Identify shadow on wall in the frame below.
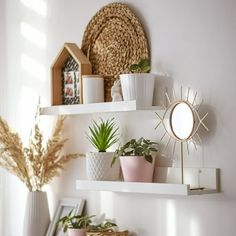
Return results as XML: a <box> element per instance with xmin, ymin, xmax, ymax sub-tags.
<box><xmin>154</xmin><ymin>74</ymin><xmax>174</xmax><ymax>106</ymax></box>
<box><xmin>198</xmin><ymin>104</ymin><xmax>217</xmax><ymax>145</ymax></box>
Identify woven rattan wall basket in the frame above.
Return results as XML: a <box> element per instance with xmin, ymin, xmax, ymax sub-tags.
<box><xmin>81</xmin><ymin>2</ymin><xmax>150</xmax><ymax>102</ymax></box>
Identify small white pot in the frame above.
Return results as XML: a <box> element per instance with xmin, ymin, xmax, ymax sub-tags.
<box><xmin>119</xmin><ymin>73</ymin><xmax>156</xmax><ymax>107</ymax></box>
<box><xmin>86</xmin><ymin>152</ymin><xmax>120</xmax><ymax>180</ymax></box>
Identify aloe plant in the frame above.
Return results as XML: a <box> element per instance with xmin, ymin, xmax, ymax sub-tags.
<box><xmin>87</xmin><ymin>118</ymin><xmax>119</xmax><ymax>152</ymax></box>
<box><xmin>57</xmin><ymin>210</ymin><xmax>95</xmax><ymax>233</ymax></box>
<box><xmin>130</xmin><ymin>59</ymin><xmax>151</xmax><ymax>73</ymax></box>
<box><xmin>111</xmin><ymin>137</ymin><xmax>158</xmax><ymax>166</ymax></box>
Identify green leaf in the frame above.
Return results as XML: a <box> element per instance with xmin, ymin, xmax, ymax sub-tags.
<box><xmin>145</xmin><ymin>155</ymin><xmax>153</xmax><ymax>163</ymax></box>
<box><xmin>130</xmin><ymin>63</ymin><xmax>140</xmax><ymax>73</ymax></box>
<box><xmin>63</xmin><ymin>225</ymin><xmax>68</xmax><ymax>233</ymax></box>
<box><xmin>139</xmin><ymin>59</ymin><xmax>151</xmax><ymax>73</ymax></box>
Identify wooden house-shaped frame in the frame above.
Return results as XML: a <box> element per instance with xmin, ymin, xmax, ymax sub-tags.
<box><xmin>51</xmin><ymin>43</ymin><xmax>92</xmax><ymax>105</ymax></box>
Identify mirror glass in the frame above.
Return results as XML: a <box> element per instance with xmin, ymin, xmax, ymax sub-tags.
<box><xmin>170</xmin><ymin>102</ymin><xmax>194</xmax><ymax>140</ymax></box>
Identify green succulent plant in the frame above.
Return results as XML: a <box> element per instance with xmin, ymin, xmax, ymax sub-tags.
<box><xmin>111</xmin><ymin>137</ymin><xmax>158</xmax><ymax>166</ymax></box>
<box><xmin>130</xmin><ymin>59</ymin><xmax>151</xmax><ymax>73</ymax></box>
<box><xmin>57</xmin><ymin>210</ymin><xmax>95</xmax><ymax>233</ymax></box>
<box><xmin>87</xmin><ymin>118</ymin><xmax>119</xmax><ymax>152</ymax></box>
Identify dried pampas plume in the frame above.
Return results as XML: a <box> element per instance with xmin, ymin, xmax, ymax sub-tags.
<box><xmin>0</xmin><ymin>116</ymin><xmax>77</xmax><ymax>191</ymax></box>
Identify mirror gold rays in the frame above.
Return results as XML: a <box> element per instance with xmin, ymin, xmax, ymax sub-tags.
<box><xmin>155</xmin><ymin>87</ymin><xmax>209</xmax><ymax>185</ymax></box>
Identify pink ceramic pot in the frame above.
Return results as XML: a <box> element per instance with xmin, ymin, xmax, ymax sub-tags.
<box><xmin>119</xmin><ymin>156</ymin><xmax>155</xmax><ymax>182</ymax></box>
<box><xmin>68</xmin><ymin>228</ymin><xmax>87</xmax><ymax>236</ymax></box>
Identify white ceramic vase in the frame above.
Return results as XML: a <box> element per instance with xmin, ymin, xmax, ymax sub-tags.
<box><xmin>86</xmin><ymin>152</ymin><xmax>120</xmax><ymax>180</ymax></box>
<box><xmin>23</xmin><ymin>191</ymin><xmax>50</xmax><ymax>236</ymax></box>
<box><xmin>119</xmin><ymin>73</ymin><xmax>156</xmax><ymax>107</ymax></box>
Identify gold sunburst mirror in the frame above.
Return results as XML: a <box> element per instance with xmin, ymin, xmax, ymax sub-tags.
<box><xmin>155</xmin><ymin>87</ymin><xmax>209</xmax><ymax>185</ymax></box>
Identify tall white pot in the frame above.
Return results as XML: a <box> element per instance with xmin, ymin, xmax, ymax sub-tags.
<box><xmin>23</xmin><ymin>191</ymin><xmax>50</xmax><ymax>236</ymax></box>
<box><xmin>119</xmin><ymin>73</ymin><xmax>156</xmax><ymax>107</ymax></box>
<box><xmin>86</xmin><ymin>152</ymin><xmax>120</xmax><ymax>181</ymax></box>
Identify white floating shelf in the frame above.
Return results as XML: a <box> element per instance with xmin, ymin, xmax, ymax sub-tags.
<box><xmin>76</xmin><ymin>180</ymin><xmax>188</xmax><ymax>195</ymax></box>
<box><xmin>40</xmin><ymin>100</ymin><xmax>163</xmax><ymax>116</ymax></box>
<box><xmin>76</xmin><ymin>167</ymin><xmax>219</xmax><ymax>196</ymax></box>
<box><xmin>75</xmin><ymin>180</ymin><xmax>218</xmax><ymax>196</ymax></box>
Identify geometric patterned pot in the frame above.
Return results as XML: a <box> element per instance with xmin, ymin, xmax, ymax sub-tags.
<box><xmin>86</xmin><ymin>152</ymin><xmax>120</xmax><ymax>181</ymax></box>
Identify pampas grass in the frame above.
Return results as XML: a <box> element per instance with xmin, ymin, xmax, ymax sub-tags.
<box><xmin>0</xmin><ymin>116</ymin><xmax>77</xmax><ymax>191</ymax></box>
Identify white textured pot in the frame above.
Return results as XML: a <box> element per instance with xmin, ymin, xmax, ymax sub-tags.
<box><xmin>23</xmin><ymin>191</ymin><xmax>50</xmax><ymax>236</ymax></box>
<box><xmin>119</xmin><ymin>73</ymin><xmax>156</xmax><ymax>107</ymax></box>
<box><xmin>86</xmin><ymin>152</ymin><xmax>120</xmax><ymax>180</ymax></box>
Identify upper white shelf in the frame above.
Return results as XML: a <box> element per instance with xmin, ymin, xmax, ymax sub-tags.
<box><xmin>40</xmin><ymin>100</ymin><xmax>163</xmax><ymax>116</ymax></box>
<box><xmin>75</xmin><ymin>180</ymin><xmax>218</xmax><ymax>196</ymax></box>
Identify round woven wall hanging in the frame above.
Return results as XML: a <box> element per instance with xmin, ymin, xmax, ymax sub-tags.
<box><xmin>81</xmin><ymin>2</ymin><xmax>150</xmax><ymax>102</ymax></box>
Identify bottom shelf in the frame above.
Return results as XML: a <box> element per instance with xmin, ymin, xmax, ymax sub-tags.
<box><xmin>76</xmin><ymin>167</ymin><xmax>219</xmax><ymax>196</ymax></box>
<box><xmin>75</xmin><ymin>180</ymin><xmax>218</xmax><ymax>196</ymax></box>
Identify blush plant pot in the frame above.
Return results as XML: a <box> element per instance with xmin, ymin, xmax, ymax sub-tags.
<box><xmin>119</xmin><ymin>156</ymin><xmax>155</xmax><ymax>182</ymax></box>
<box><xmin>68</xmin><ymin>228</ymin><xmax>87</xmax><ymax>236</ymax></box>
<box><xmin>86</xmin><ymin>152</ymin><xmax>120</xmax><ymax>180</ymax></box>
<box><xmin>119</xmin><ymin>73</ymin><xmax>156</xmax><ymax>107</ymax></box>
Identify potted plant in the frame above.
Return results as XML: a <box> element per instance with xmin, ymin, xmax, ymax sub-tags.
<box><xmin>86</xmin><ymin>118</ymin><xmax>120</xmax><ymax>181</ymax></box>
<box><xmin>111</xmin><ymin>137</ymin><xmax>158</xmax><ymax>182</ymax></box>
<box><xmin>57</xmin><ymin>210</ymin><xmax>95</xmax><ymax>236</ymax></box>
<box><xmin>119</xmin><ymin>59</ymin><xmax>156</xmax><ymax>107</ymax></box>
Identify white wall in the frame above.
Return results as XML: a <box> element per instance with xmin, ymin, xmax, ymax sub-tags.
<box><xmin>2</xmin><ymin>0</ymin><xmax>236</xmax><ymax>235</ymax></box>
<box><xmin>0</xmin><ymin>0</ymin><xmax>6</xmax><ymax>235</ymax></box>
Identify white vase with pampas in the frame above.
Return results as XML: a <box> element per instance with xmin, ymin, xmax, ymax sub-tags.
<box><xmin>0</xmin><ymin>114</ymin><xmax>77</xmax><ymax>236</ymax></box>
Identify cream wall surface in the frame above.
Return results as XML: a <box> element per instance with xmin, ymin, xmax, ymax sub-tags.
<box><xmin>1</xmin><ymin>0</ymin><xmax>236</xmax><ymax>235</ymax></box>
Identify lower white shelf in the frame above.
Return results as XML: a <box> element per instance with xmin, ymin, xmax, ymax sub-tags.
<box><xmin>76</xmin><ymin>167</ymin><xmax>219</xmax><ymax>196</ymax></box>
<box><xmin>75</xmin><ymin>180</ymin><xmax>218</xmax><ymax>196</ymax></box>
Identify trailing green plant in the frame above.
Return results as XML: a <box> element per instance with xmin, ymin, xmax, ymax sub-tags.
<box><xmin>89</xmin><ymin>220</ymin><xmax>117</xmax><ymax>231</ymax></box>
<box><xmin>57</xmin><ymin>210</ymin><xmax>95</xmax><ymax>233</ymax></box>
<box><xmin>87</xmin><ymin>118</ymin><xmax>119</xmax><ymax>152</ymax></box>
<box><xmin>111</xmin><ymin>137</ymin><xmax>158</xmax><ymax>166</ymax></box>
<box><xmin>130</xmin><ymin>59</ymin><xmax>151</xmax><ymax>73</ymax></box>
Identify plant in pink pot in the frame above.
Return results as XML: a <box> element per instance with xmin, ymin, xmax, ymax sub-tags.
<box><xmin>57</xmin><ymin>210</ymin><xmax>94</xmax><ymax>236</ymax></box>
<box><xmin>111</xmin><ymin>137</ymin><xmax>158</xmax><ymax>182</ymax></box>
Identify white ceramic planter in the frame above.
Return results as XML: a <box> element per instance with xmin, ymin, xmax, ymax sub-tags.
<box><xmin>86</xmin><ymin>152</ymin><xmax>120</xmax><ymax>180</ymax></box>
<box><xmin>68</xmin><ymin>228</ymin><xmax>87</xmax><ymax>236</ymax></box>
<box><xmin>82</xmin><ymin>75</ymin><xmax>104</xmax><ymax>104</ymax></box>
<box><xmin>119</xmin><ymin>73</ymin><xmax>156</xmax><ymax>107</ymax></box>
<box><xmin>120</xmin><ymin>156</ymin><xmax>155</xmax><ymax>182</ymax></box>
<box><xmin>23</xmin><ymin>191</ymin><xmax>50</xmax><ymax>236</ymax></box>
